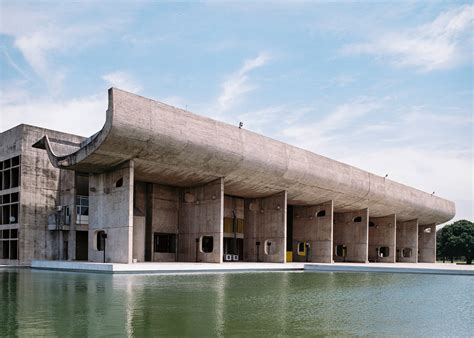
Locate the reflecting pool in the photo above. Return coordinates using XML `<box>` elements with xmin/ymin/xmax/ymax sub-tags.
<box><xmin>1</xmin><ymin>269</ymin><xmax>473</xmax><ymax>336</ymax></box>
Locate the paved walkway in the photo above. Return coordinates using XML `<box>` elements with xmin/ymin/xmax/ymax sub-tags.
<box><xmin>24</xmin><ymin>261</ymin><xmax>474</xmax><ymax>275</ymax></box>
<box><xmin>31</xmin><ymin>260</ymin><xmax>305</xmax><ymax>273</ymax></box>
<box><xmin>304</xmin><ymin>262</ymin><xmax>474</xmax><ymax>275</ymax></box>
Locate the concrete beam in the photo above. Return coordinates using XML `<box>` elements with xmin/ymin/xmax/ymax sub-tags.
<box><xmin>396</xmin><ymin>219</ymin><xmax>418</xmax><ymax>263</ymax></box>
<box><xmin>333</xmin><ymin>209</ymin><xmax>369</xmax><ymax>263</ymax></box>
<box><xmin>292</xmin><ymin>200</ymin><xmax>333</xmax><ymax>263</ymax></box>
<box><xmin>368</xmin><ymin>214</ymin><xmax>396</xmax><ymax>263</ymax></box>
<box><xmin>88</xmin><ymin>160</ymin><xmax>134</xmax><ymax>263</ymax></box>
<box><xmin>178</xmin><ymin>178</ymin><xmax>224</xmax><ymax>263</ymax></box>
<box><xmin>418</xmin><ymin>223</ymin><xmax>436</xmax><ymax>263</ymax></box>
<box><xmin>244</xmin><ymin>191</ymin><xmax>287</xmax><ymax>263</ymax></box>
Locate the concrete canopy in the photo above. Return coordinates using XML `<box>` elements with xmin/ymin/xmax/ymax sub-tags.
<box><xmin>34</xmin><ymin>88</ymin><xmax>455</xmax><ymax>225</ymax></box>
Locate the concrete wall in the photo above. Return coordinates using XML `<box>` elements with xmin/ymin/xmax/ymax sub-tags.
<box><xmin>368</xmin><ymin>214</ymin><xmax>396</xmax><ymax>263</ymax></box>
<box><xmin>333</xmin><ymin>209</ymin><xmax>368</xmax><ymax>263</ymax></box>
<box><xmin>244</xmin><ymin>191</ymin><xmax>287</xmax><ymax>263</ymax></box>
<box><xmin>151</xmin><ymin>184</ymin><xmax>179</xmax><ymax>262</ymax></box>
<box><xmin>418</xmin><ymin>223</ymin><xmax>436</xmax><ymax>263</ymax></box>
<box><xmin>132</xmin><ymin>216</ymin><xmax>145</xmax><ymax>262</ymax></box>
<box><xmin>396</xmin><ymin>219</ymin><xmax>418</xmax><ymax>263</ymax></box>
<box><xmin>88</xmin><ymin>161</ymin><xmax>134</xmax><ymax>263</ymax></box>
<box><xmin>292</xmin><ymin>200</ymin><xmax>333</xmax><ymax>263</ymax></box>
<box><xmin>178</xmin><ymin>178</ymin><xmax>224</xmax><ymax>263</ymax></box>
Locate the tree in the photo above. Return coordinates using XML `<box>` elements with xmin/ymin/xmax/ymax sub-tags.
<box><xmin>437</xmin><ymin>220</ymin><xmax>474</xmax><ymax>264</ymax></box>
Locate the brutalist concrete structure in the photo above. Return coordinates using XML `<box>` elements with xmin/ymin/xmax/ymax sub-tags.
<box><xmin>0</xmin><ymin>88</ymin><xmax>455</xmax><ymax>265</ymax></box>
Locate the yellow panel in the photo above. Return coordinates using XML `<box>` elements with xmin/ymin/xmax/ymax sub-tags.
<box><xmin>286</xmin><ymin>251</ymin><xmax>293</xmax><ymax>262</ymax></box>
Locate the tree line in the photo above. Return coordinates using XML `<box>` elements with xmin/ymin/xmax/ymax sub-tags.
<box><xmin>437</xmin><ymin>219</ymin><xmax>473</xmax><ymax>264</ymax></box>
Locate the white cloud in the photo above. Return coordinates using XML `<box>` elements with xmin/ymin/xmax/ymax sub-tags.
<box><xmin>342</xmin><ymin>5</ymin><xmax>474</xmax><ymax>71</ymax></box>
<box><xmin>217</xmin><ymin>52</ymin><xmax>271</xmax><ymax>112</ymax></box>
<box><xmin>0</xmin><ymin>90</ymin><xmax>106</xmax><ymax>137</ymax></box>
<box><xmin>102</xmin><ymin>71</ymin><xmax>143</xmax><ymax>94</ymax></box>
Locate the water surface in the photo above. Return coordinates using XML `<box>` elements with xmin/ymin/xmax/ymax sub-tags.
<box><xmin>1</xmin><ymin>268</ymin><xmax>473</xmax><ymax>336</ymax></box>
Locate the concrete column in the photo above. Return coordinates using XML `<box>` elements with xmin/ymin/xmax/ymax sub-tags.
<box><xmin>292</xmin><ymin>200</ymin><xmax>333</xmax><ymax>263</ymax></box>
<box><xmin>333</xmin><ymin>209</ymin><xmax>369</xmax><ymax>263</ymax></box>
<box><xmin>396</xmin><ymin>219</ymin><xmax>418</xmax><ymax>263</ymax></box>
<box><xmin>368</xmin><ymin>214</ymin><xmax>396</xmax><ymax>263</ymax></box>
<box><xmin>418</xmin><ymin>223</ymin><xmax>436</xmax><ymax>263</ymax></box>
<box><xmin>244</xmin><ymin>191</ymin><xmax>287</xmax><ymax>263</ymax></box>
<box><xmin>178</xmin><ymin>178</ymin><xmax>224</xmax><ymax>263</ymax></box>
<box><xmin>88</xmin><ymin>160</ymin><xmax>134</xmax><ymax>263</ymax></box>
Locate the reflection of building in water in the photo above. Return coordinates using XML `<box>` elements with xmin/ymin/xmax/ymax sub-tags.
<box><xmin>1</xmin><ymin>88</ymin><xmax>454</xmax><ymax>266</ymax></box>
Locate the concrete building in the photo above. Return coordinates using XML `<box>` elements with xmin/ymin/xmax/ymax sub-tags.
<box><xmin>0</xmin><ymin>88</ymin><xmax>455</xmax><ymax>265</ymax></box>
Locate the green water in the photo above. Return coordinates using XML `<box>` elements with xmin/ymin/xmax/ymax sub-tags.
<box><xmin>1</xmin><ymin>269</ymin><xmax>473</xmax><ymax>336</ymax></box>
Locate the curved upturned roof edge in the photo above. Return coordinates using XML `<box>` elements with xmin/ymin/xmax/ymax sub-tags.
<box><xmin>35</xmin><ymin>87</ymin><xmax>455</xmax><ymax>225</ymax></box>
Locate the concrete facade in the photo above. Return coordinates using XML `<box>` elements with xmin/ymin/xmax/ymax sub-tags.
<box><xmin>0</xmin><ymin>88</ymin><xmax>456</xmax><ymax>265</ymax></box>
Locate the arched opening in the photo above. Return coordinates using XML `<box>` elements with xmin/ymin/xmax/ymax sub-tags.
<box><xmin>200</xmin><ymin>236</ymin><xmax>213</xmax><ymax>253</ymax></box>
<box><xmin>316</xmin><ymin>210</ymin><xmax>326</xmax><ymax>217</ymax></box>
<box><xmin>402</xmin><ymin>248</ymin><xmax>412</xmax><ymax>258</ymax></box>
<box><xmin>353</xmin><ymin>216</ymin><xmax>362</xmax><ymax>223</ymax></box>
<box><xmin>335</xmin><ymin>244</ymin><xmax>347</xmax><ymax>257</ymax></box>
<box><xmin>96</xmin><ymin>230</ymin><xmax>106</xmax><ymax>251</ymax></box>
<box><xmin>379</xmin><ymin>246</ymin><xmax>390</xmax><ymax>257</ymax></box>
<box><xmin>369</xmin><ymin>221</ymin><xmax>375</xmax><ymax>227</ymax></box>
<box><xmin>115</xmin><ymin>177</ymin><xmax>123</xmax><ymax>188</ymax></box>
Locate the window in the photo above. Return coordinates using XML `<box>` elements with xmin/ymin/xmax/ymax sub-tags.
<box><xmin>154</xmin><ymin>233</ymin><xmax>176</xmax><ymax>253</ymax></box>
<box><xmin>115</xmin><ymin>177</ymin><xmax>123</xmax><ymax>188</ymax></box>
<box><xmin>201</xmin><ymin>236</ymin><xmax>213</xmax><ymax>253</ymax></box>
<box><xmin>379</xmin><ymin>247</ymin><xmax>390</xmax><ymax>257</ymax></box>
<box><xmin>96</xmin><ymin>231</ymin><xmax>106</xmax><ymax>251</ymax></box>
<box><xmin>297</xmin><ymin>242</ymin><xmax>306</xmax><ymax>256</ymax></box>
<box><xmin>353</xmin><ymin>216</ymin><xmax>362</xmax><ymax>223</ymax></box>
<box><xmin>0</xmin><ymin>228</ymin><xmax>18</xmax><ymax>259</ymax></box>
<box><xmin>369</xmin><ymin>221</ymin><xmax>375</xmax><ymax>227</ymax></box>
<box><xmin>0</xmin><ymin>192</ymin><xmax>20</xmax><ymax>225</ymax></box>
<box><xmin>76</xmin><ymin>196</ymin><xmax>89</xmax><ymax>224</ymax></box>
<box><xmin>335</xmin><ymin>244</ymin><xmax>347</xmax><ymax>257</ymax></box>
<box><xmin>402</xmin><ymin>248</ymin><xmax>412</xmax><ymax>258</ymax></box>
<box><xmin>1</xmin><ymin>156</ymin><xmax>20</xmax><ymax>190</ymax></box>
<box><xmin>316</xmin><ymin>210</ymin><xmax>326</xmax><ymax>217</ymax></box>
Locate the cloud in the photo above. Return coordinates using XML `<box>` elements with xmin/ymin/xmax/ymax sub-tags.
<box><xmin>0</xmin><ymin>90</ymin><xmax>106</xmax><ymax>137</ymax></box>
<box><xmin>217</xmin><ymin>52</ymin><xmax>271</xmax><ymax>112</ymax></box>
<box><xmin>102</xmin><ymin>71</ymin><xmax>143</xmax><ymax>94</ymax></box>
<box><xmin>341</xmin><ymin>5</ymin><xmax>474</xmax><ymax>71</ymax></box>
<box><xmin>281</xmin><ymin>96</ymin><xmax>383</xmax><ymax>149</ymax></box>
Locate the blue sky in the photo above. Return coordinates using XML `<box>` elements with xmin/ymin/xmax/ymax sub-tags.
<box><xmin>1</xmin><ymin>1</ymin><xmax>472</xmax><ymax>223</ymax></box>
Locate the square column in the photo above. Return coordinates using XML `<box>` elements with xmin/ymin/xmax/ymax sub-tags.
<box><xmin>244</xmin><ymin>191</ymin><xmax>287</xmax><ymax>263</ymax></box>
<box><xmin>333</xmin><ymin>209</ymin><xmax>369</xmax><ymax>263</ymax></box>
<box><xmin>178</xmin><ymin>178</ymin><xmax>224</xmax><ymax>263</ymax></box>
<box><xmin>418</xmin><ymin>223</ymin><xmax>436</xmax><ymax>263</ymax></box>
<box><xmin>292</xmin><ymin>200</ymin><xmax>333</xmax><ymax>263</ymax></box>
<box><xmin>396</xmin><ymin>219</ymin><xmax>418</xmax><ymax>263</ymax></box>
<box><xmin>88</xmin><ymin>160</ymin><xmax>134</xmax><ymax>263</ymax></box>
<box><xmin>368</xmin><ymin>214</ymin><xmax>396</xmax><ymax>263</ymax></box>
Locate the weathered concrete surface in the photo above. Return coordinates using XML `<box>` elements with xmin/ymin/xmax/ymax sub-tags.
<box><xmin>292</xmin><ymin>200</ymin><xmax>333</xmax><ymax>263</ymax></box>
<box><xmin>37</xmin><ymin>88</ymin><xmax>455</xmax><ymax>226</ymax></box>
<box><xmin>396</xmin><ymin>219</ymin><xmax>418</xmax><ymax>263</ymax></box>
<box><xmin>368</xmin><ymin>214</ymin><xmax>396</xmax><ymax>263</ymax></box>
<box><xmin>418</xmin><ymin>224</ymin><xmax>436</xmax><ymax>263</ymax></box>
<box><xmin>1</xmin><ymin>125</ymin><xmax>84</xmax><ymax>265</ymax></box>
<box><xmin>304</xmin><ymin>262</ymin><xmax>474</xmax><ymax>276</ymax></box>
<box><xmin>244</xmin><ymin>191</ymin><xmax>287</xmax><ymax>263</ymax></box>
<box><xmin>333</xmin><ymin>209</ymin><xmax>369</xmax><ymax>263</ymax></box>
<box><xmin>178</xmin><ymin>178</ymin><xmax>224</xmax><ymax>263</ymax></box>
<box><xmin>88</xmin><ymin>161</ymin><xmax>134</xmax><ymax>263</ymax></box>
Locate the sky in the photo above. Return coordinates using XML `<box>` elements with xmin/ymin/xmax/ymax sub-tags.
<box><xmin>0</xmin><ymin>1</ymin><xmax>472</xmax><ymax>224</ymax></box>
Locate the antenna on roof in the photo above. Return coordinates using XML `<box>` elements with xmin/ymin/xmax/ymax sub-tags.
<box><xmin>239</xmin><ymin>122</ymin><xmax>244</xmax><ymax>129</ymax></box>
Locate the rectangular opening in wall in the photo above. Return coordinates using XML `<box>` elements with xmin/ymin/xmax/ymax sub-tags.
<box><xmin>3</xmin><ymin>170</ymin><xmax>10</xmax><ymax>190</ymax></box>
<box><xmin>11</xmin><ymin>192</ymin><xmax>19</xmax><ymax>203</ymax></box>
<box><xmin>2</xmin><ymin>194</ymin><xmax>9</xmax><ymax>204</ymax></box>
<box><xmin>9</xmin><ymin>240</ymin><xmax>17</xmax><ymax>259</ymax></box>
<box><xmin>4</xmin><ymin>159</ymin><xmax>11</xmax><ymax>169</ymax></box>
<box><xmin>11</xmin><ymin>167</ymin><xmax>19</xmax><ymax>188</ymax></box>
<box><xmin>2</xmin><ymin>240</ymin><xmax>9</xmax><ymax>259</ymax></box>
<box><xmin>11</xmin><ymin>156</ymin><xmax>20</xmax><ymax>167</ymax></box>
<box><xmin>10</xmin><ymin>204</ymin><xmax>18</xmax><ymax>224</ymax></box>
<box><xmin>2</xmin><ymin>205</ymin><xmax>9</xmax><ymax>225</ymax></box>
<box><xmin>154</xmin><ymin>233</ymin><xmax>176</xmax><ymax>253</ymax></box>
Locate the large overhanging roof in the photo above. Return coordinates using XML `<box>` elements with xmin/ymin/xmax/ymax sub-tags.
<box><xmin>34</xmin><ymin>88</ymin><xmax>455</xmax><ymax>225</ymax></box>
